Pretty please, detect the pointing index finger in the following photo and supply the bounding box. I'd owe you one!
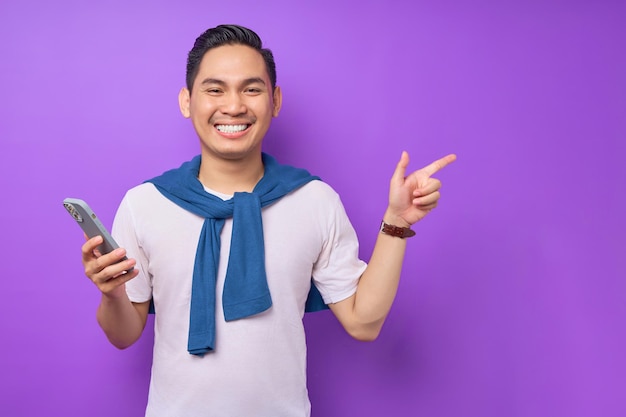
[421,154,457,176]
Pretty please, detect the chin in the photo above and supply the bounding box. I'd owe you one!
[203,146,262,162]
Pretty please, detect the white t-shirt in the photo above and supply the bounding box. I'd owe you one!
[112,180,367,417]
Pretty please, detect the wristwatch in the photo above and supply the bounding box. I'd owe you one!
[380,221,416,238]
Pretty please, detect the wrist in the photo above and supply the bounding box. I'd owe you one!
[380,220,416,238]
[382,210,411,228]
[101,285,128,302]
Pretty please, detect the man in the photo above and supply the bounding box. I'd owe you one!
[82,24,455,417]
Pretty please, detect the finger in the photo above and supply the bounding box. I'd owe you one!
[103,258,137,280]
[89,256,137,285]
[82,236,103,261]
[413,191,440,207]
[84,247,130,277]
[97,268,139,294]
[391,151,410,184]
[413,178,441,197]
[415,201,438,211]
[110,268,139,285]
[94,248,131,272]
[420,153,457,177]
[82,233,102,257]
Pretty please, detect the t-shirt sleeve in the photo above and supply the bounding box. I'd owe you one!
[111,193,153,303]
[311,190,367,304]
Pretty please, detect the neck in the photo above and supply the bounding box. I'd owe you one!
[197,152,264,194]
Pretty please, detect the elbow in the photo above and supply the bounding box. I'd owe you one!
[106,334,139,350]
[346,322,383,342]
[111,340,135,350]
[97,318,141,350]
[352,331,380,343]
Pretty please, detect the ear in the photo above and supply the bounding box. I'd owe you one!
[178,87,191,118]
[272,85,282,117]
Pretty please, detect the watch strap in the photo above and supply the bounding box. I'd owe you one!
[380,221,416,238]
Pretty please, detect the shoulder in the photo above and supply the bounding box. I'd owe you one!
[291,180,341,202]
[276,180,345,214]
[119,182,182,216]
[114,182,203,237]
[122,182,164,204]
[268,180,347,225]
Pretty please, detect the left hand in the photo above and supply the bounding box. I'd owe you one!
[386,151,457,226]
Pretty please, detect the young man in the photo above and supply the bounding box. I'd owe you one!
[82,24,455,417]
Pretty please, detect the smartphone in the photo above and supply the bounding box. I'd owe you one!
[63,198,133,272]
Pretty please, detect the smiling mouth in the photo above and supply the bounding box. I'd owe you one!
[215,124,250,133]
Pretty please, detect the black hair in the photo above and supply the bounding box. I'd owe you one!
[185,24,277,93]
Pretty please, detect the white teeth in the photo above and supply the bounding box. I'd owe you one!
[216,124,248,133]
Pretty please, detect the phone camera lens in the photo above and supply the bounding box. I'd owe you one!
[65,203,83,222]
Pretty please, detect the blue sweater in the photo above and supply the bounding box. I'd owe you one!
[146,153,327,356]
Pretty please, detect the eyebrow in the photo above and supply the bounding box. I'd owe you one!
[200,77,267,87]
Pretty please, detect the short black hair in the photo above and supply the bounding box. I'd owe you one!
[185,24,277,93]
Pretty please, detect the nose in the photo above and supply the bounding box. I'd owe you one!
[220,92,247,116]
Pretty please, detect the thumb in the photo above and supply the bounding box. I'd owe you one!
[391,151,409,184]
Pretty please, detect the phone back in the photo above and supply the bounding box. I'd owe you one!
[63,198,119,255]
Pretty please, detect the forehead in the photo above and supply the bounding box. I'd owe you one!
[195,44,269,85]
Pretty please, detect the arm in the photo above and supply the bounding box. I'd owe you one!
[329,151,456,341]
[82,235,149,349]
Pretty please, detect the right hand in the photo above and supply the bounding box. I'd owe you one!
[82,235,139,297]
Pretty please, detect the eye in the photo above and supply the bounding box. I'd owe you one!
[205,88,223,95]
[245,87,262,95]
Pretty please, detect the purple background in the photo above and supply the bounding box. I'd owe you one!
[1,1,625,416]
